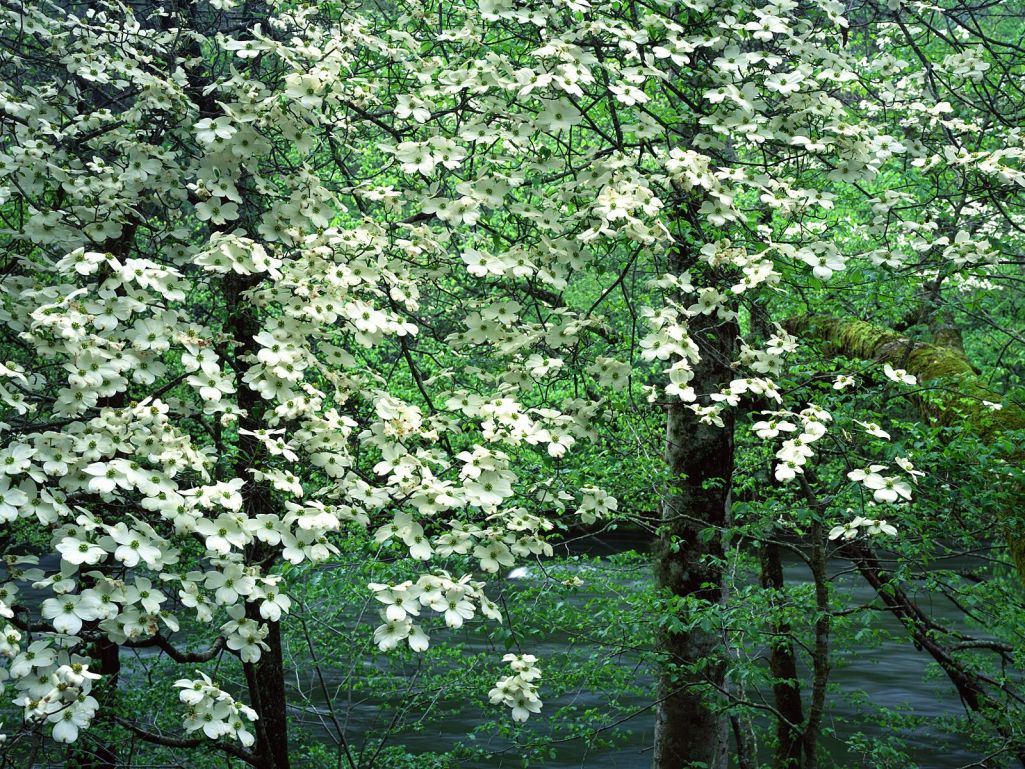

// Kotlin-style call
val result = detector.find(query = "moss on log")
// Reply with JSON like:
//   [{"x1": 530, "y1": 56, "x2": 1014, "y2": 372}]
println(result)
[
  {"x1": 788, "y1": 316, "x2": 1025, "y2": 434},
  {"x1": 788, "y1": 315, "x2": 1025, "y2": 578}
]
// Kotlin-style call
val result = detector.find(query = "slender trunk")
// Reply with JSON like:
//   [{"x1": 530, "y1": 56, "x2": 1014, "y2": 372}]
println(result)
[
  {"x1": 802, "y1": 521, "x2": 830, "y2": 769},
  {"x1": 83, "y1": 320, "x2": 129, "y2": 769},
  {"x1": 243, "y1": 614, "x2": 291, "y2": 769},
  {"x1": 95, "y1": 638, "x2": 121, "y2": 768},
  {"x1": 653, "y1": 294, "x2": 737, "y2": 769},
  {"x1": 731, "y1": 712, "x2": 756, "y2": 769},
  {"x1": 760, "y1": 538, "x2": 804, "y2": 769},
  {"x1": 227, "y1": 272, "x2": 291, "y2": 769},
  {"x1": 750, "y1": 292, "x2": 805, "y2": 768},
  {"x1": 848, "y1": 542, "x2": 1025, "y2": 769},
  {"x1": 77, "y1": 636, "x2": 119, "y2": 769}
]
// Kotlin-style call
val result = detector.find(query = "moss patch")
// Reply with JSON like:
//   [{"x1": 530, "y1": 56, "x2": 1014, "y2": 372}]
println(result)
[{"x1": 791, "y1": 315, "x2": 1025, "y2": 580}]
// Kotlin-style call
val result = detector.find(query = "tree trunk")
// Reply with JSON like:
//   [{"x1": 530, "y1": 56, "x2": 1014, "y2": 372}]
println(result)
[
  {"x1": 243, "y1": 616, "x2": 291, "y2": 769},
  {"x1": 760, "y1": 539, "x2": 805, "y2": 769},
  {"x1": 75, "y1": 636, "x2": 120, "y2": 769},
  {"x1": 752, "y1": 295, "x2": 805, "y2": 769},
  {"x1": 227, "y1": 272, "x2": 291, "y2": 769},
  {"x1": 82, "y1": 298, "x2": 130, "y2": 769},
  {"x1": 802, "y1": 520, "x2": 830, "y2": 769},
  {"x1": 653, "y1": 304, "x2": 737, "y2": 769}
]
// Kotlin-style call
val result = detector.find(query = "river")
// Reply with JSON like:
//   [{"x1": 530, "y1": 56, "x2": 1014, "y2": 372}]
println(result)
[
  {"x1": 289, "y1": 535, "x2": 1003, "y2": 769},
  {"x1": 5, "y1": 542, "x2": 1004, "y2": 768}
]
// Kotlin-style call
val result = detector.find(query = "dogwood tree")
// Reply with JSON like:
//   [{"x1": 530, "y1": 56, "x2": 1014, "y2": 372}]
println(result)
[
  {"x1": 0, "y1": 1, "x2": 588, "y2": 765},
  {"x1": 2, "y1": 0, "x2": 1024, "y2": 767},
  {"x1": 345, "y1": 1, "x2": 1025, "y2": 766}
]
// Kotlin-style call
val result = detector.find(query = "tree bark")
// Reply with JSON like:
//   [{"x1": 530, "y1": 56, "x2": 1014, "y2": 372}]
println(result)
[
  {"x1": 76, "y1": 635, "x2": 120, "y2": 769},
  {"x1": 802, "y1": 520, "x2": 830, "y2": 769},
  {"x1": 227, "y1": 272, "x2": 291, "y2": 769},
  {"x1": 753, "y1": 299, "x2": 806, "y2": 769},
  {"x1": 653, "y1": 302, "x2": 737, "y2": 769},
  {"x1": 243, "y1": 615, "x2": 291, "y2": 769},
  {"x1": 82, "y1": 262, "x2": 131, "y2": 769},
  {"x1": 760, "y1": 538, "x2": 805, "y2": 769}
]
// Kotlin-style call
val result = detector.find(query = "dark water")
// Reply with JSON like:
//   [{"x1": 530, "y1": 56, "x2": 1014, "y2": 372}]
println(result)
[
  {"x1": 10, "y1": 545, "x2": 1001, "y2": 768},
  {"x1": 292, "y1": 536, "x2": 1003, "y2": 769}
]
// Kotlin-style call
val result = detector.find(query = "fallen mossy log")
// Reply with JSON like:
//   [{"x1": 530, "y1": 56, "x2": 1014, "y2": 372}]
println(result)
[
  {"x1": 787, "y1": 316, "x2": 1024, "y2": 432},
  {"x1": 787, "y1": 315, "x2": 1025, "y2": 578}
]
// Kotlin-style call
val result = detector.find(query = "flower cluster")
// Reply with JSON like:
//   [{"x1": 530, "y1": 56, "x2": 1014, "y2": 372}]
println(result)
[
  {"x1": 6, "y1": 645, "x2": 100, "y2": 744},
  {"x1": 175, "y1": 673, "x2": 258, "y2": 746},
  {"x1": 488, "y1": 654, "x2": 542, "y2": 722},
  {"x1": 753, "y1": 406, "x2": 832, "y2": 483},
  {"x1": 847, "y1": 465, "x2": 914, "y2": 504},
  {"x1": 577, "y1": 487, "x2": 619, "y2": 525},
  {"x1": 369, "y1": 573, "x2": 502, "y2": 652},
  {"x1": 828, "y1": 516, "x2": 898, "y2": 541}
]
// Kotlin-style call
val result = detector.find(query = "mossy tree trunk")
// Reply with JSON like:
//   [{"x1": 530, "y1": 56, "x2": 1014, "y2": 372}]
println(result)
[{"x1": 653, "y1": 252, "x2": 738, "y2": 769}]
